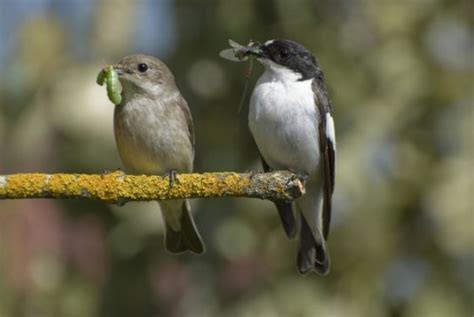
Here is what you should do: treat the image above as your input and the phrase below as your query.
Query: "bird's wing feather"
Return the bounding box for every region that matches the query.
[176,94,195,153]
[312,79,336,240]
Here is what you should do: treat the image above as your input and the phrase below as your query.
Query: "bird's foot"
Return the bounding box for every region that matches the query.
[168,170,180,188]
[284,168,306,179]
[245,169,263,179]
[101,168,117,175]
[101,168,124,177]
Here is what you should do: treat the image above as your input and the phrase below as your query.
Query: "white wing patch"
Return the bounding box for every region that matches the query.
[264,39,275,46]
[325,112,336,150]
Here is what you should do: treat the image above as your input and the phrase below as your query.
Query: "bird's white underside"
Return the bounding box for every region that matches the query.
[257,58,302,81]
[249,65,321,177]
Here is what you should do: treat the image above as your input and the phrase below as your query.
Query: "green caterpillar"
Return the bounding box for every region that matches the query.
[97,65,122,105]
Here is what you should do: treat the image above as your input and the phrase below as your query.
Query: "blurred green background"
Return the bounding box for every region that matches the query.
[0,0,472,316]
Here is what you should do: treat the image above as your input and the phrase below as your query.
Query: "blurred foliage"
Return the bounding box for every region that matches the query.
[0,0,472,316]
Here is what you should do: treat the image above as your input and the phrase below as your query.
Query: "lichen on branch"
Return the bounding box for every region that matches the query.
[0,171,305,204]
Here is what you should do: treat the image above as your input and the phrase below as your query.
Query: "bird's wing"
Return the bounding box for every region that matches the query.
[312,78,336,240]
[176,94,195,153]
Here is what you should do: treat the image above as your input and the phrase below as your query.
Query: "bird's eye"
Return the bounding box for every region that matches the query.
[138,63,148,72]
[279,49,289,59]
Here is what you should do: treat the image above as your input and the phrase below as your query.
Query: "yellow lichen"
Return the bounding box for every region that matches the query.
[0,171,304,202]
[7,174,47,198]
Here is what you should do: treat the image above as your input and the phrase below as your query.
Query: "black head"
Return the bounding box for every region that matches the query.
[250,40,320,80]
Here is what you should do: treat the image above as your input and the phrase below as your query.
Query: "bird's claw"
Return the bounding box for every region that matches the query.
[245,169,262,179]
[168,170,179,188]
[287,168,308,181]
[101,168,123,177]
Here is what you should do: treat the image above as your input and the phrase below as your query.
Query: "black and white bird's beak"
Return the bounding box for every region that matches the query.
[242,43,268,59]
[244,44,263,56]
[225,40,269,61]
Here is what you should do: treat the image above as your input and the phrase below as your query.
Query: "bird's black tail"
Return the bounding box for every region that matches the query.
[259,154,297,239]
[165,200,205,254]
[297,214,329,275]
[274,201,297,239]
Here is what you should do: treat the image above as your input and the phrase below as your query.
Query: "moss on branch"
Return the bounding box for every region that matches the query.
[0,171,305,204]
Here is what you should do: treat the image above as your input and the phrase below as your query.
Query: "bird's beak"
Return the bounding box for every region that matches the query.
[112,64,128,76]
[243,42,267,58]
[245,44,263,56]
[227,40,267,60]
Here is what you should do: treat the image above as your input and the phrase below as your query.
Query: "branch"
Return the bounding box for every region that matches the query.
[0,171,305,204]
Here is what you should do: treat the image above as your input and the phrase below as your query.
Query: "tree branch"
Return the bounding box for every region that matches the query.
[0,171,305,204]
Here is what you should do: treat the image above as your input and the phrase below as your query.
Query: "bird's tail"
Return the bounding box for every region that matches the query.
[160,200,205,254]
[297,214,329,275]
[274,201,297,239]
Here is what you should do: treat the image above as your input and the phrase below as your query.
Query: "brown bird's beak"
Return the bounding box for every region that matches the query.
[113,63,137,76]
[112,65,126,76]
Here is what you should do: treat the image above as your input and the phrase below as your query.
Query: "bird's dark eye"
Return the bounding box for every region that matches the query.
[279,49,289,59]
[138,63,148,72]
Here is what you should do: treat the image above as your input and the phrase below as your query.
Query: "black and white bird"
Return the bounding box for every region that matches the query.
[246,40,336,275]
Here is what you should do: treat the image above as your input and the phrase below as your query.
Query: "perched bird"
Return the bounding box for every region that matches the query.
[246,40,336,274]
[112,54,205,254]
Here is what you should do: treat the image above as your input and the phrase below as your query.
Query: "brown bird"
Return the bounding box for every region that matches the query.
[112,54,204,254]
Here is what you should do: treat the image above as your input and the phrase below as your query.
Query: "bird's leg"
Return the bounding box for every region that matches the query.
[168,170,179,188]
[248,170,258,179]
[245,169,268,179]
[101,168,124,176]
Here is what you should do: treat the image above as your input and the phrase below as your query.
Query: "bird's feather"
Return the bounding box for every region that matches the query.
[297,213,329,275]
[260,153,297,239]
[312,79,336,239]
[164,199,205,254]
[175,94,195,156]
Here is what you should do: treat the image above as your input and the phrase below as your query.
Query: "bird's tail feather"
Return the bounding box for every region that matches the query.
[165,200,205,254]
[297,214,329,275]
[274,201,297,239]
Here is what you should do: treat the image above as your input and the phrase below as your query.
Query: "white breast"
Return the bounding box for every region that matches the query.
[249,71,321,177]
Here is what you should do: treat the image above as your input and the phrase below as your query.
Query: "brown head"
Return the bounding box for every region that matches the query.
[113,54,177,99]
